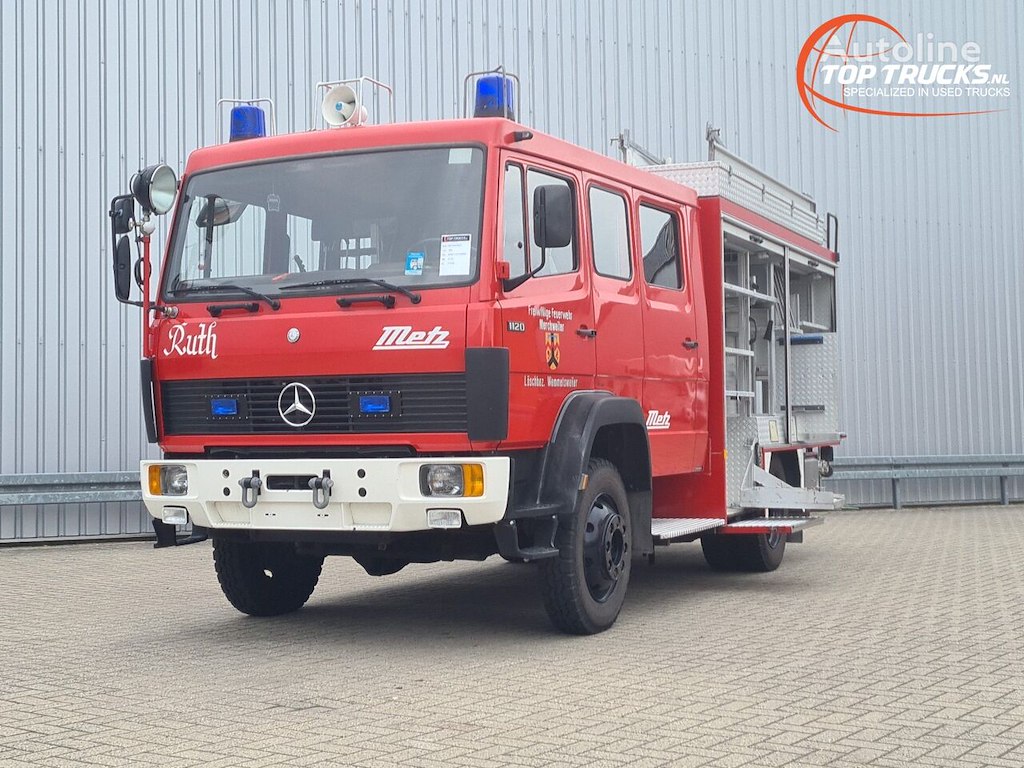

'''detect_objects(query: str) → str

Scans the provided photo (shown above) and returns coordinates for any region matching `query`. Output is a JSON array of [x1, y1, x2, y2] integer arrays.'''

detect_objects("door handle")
[[577, 327, 598, 339], [682, 338, 699, 350]]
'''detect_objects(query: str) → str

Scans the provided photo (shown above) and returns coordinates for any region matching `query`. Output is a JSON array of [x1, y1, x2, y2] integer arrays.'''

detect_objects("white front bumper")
[[141, 457, 511, 533]]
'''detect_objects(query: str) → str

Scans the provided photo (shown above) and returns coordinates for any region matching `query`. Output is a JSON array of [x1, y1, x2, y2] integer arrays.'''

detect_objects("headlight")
[[420, 464, 484, 497], [148, 465, 189, 496]]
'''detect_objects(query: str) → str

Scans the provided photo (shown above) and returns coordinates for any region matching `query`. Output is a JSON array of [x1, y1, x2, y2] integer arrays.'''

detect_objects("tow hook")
[[309, 471, 334, 510], [238, 472, 262, 508]]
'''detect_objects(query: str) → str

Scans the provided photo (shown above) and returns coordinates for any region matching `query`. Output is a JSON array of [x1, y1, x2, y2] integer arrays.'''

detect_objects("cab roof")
[[184, 118, 699, 207]]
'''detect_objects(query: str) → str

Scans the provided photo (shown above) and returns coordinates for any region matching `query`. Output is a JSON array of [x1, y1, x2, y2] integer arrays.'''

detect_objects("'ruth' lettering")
[[163, 322, 219, 360]]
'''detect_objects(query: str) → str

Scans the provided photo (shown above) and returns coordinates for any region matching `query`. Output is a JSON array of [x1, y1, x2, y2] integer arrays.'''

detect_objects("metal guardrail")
[[1, 457, 1021, 535], [827, 455, 1024, 509], [0, 472, 142, 506]]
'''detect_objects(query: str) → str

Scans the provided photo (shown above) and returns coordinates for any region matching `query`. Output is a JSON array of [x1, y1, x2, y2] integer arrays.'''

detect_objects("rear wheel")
[[700, 451, 793, 572], [701, 529, 786, 572], [768, 452, 802, 518], [213, 540, 324, 616], [540, 459, 632, 635]]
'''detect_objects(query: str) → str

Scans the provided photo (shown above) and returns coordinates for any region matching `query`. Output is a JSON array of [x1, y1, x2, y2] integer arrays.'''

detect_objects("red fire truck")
[[109, 73, 843, 634]]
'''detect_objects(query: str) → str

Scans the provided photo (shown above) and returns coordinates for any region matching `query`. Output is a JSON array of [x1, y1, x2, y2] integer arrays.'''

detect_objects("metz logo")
[[646, 410, 671, 431], [162, 322, 218, 360], [373, 325, 450, 351]]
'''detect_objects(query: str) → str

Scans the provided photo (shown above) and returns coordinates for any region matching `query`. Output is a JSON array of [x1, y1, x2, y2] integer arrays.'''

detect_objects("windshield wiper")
[[279, 277, 422, 305], [170, 282, 281, 311]]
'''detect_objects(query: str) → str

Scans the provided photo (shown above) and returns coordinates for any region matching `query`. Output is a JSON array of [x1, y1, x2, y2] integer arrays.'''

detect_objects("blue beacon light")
[[229, 105, 267, 141], [473, 74, 516, 120]]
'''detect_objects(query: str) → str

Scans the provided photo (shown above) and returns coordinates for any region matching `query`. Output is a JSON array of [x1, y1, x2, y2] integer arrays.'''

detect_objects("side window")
[[527, 169, 576, 276], [640, 204, 683, 290], [503, 164, 528, 278], [589, 186, 631, 280]]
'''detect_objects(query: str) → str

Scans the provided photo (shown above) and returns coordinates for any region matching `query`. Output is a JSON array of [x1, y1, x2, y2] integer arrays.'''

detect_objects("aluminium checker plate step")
[[716, 517, 823, 535], [651, 518, 724, 542]]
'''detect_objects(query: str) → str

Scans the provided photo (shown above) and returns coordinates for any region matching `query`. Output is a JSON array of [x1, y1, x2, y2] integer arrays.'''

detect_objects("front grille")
[[161, 374, 467, 435]]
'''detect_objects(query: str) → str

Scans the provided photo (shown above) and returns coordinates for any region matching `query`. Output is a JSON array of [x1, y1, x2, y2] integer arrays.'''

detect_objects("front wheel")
[[540, 459, 632, 635], [213, 540, 324, 616]]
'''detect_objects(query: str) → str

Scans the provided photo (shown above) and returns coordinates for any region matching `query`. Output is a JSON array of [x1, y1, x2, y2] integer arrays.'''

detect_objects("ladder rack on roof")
[[652, 126, 832, 249]]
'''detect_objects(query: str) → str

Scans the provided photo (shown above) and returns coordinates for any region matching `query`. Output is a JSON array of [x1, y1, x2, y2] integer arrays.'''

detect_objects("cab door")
[[497, 159, 596, 448], [585, 180, 644, 402], [638, 201, 709, 475]]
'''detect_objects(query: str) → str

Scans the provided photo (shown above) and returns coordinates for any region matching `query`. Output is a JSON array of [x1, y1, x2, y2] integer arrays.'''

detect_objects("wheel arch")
[[536, 391, 653, 557]]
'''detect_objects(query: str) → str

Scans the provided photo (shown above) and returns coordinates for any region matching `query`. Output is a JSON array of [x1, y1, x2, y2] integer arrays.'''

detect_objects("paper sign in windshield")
[[439, 234, 471, 276]]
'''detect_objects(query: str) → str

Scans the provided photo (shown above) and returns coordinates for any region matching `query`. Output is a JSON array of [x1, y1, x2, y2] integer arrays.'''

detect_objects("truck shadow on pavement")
[[175, 544, 816, 646]]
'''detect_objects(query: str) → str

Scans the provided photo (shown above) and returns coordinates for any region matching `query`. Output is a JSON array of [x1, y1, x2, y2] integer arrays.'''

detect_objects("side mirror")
[[113, 235, 133, 302], [110, 195, 134, 235], [533, 184, 572, 249], [109, 195, 136, 303], [501, 184, 574, 293], [108, 164, 175, 313]]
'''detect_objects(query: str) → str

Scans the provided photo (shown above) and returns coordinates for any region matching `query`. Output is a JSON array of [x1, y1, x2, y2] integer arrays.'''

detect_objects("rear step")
[[717, 517, 823, 535], [651, 516, 822, 544]]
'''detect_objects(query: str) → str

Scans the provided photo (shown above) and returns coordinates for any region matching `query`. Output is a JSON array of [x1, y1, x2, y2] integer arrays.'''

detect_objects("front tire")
[[213, 540, 324, 616], [540, 459, 632, 635]]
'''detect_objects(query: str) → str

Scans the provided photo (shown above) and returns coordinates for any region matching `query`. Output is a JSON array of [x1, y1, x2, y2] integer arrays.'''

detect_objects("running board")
[[651, 518, 724, 543], [716, 517, 823, 536]]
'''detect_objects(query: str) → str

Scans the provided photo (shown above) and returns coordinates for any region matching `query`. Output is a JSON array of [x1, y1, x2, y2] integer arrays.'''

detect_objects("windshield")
[[163, 146, 485, 300]]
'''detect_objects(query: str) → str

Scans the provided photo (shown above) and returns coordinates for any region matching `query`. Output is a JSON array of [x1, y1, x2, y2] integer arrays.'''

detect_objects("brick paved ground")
[[2, 506, 1023, 767]]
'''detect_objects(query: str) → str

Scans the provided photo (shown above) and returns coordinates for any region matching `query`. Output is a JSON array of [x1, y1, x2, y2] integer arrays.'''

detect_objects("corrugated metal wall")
[[1, 0, 1022, 540]]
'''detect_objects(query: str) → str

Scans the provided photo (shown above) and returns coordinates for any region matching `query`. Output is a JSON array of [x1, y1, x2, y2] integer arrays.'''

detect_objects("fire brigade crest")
[[545, 332, 560, 370]]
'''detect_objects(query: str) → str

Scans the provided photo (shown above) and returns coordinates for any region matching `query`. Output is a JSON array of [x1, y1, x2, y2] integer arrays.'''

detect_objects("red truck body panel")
[[148, 117, 836, 523]]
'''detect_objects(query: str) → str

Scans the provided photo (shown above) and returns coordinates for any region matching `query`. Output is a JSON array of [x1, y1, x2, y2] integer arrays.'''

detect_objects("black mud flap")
[[494, 517, 559, 561], [152, 519, 210, 549]]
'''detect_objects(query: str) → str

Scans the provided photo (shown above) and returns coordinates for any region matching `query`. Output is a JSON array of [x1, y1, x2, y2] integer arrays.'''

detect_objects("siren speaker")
[[321, 84, 368, 127]]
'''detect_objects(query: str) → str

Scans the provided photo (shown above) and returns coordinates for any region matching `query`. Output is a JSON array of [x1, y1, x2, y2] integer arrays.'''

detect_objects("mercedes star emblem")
[[278, 382, 316, 427]]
